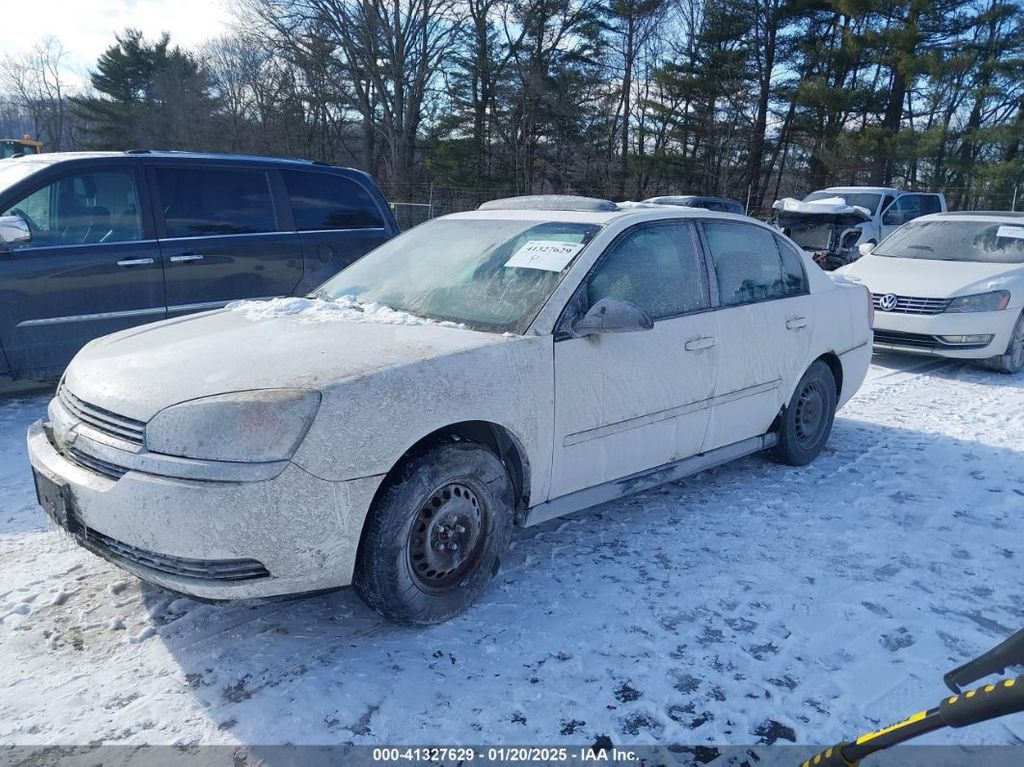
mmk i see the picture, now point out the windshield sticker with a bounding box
[996,225,1024,241]
[504,240,584,272]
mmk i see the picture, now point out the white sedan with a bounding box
[838,212,1024,373]
[27,196,872,624]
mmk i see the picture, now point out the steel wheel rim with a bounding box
[794,379,828,449]
[407,481,489,593]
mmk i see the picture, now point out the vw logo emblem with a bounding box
[879,293,898,311]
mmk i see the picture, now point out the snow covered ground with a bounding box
[1,354,1022,748]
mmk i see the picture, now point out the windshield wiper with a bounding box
[908,244,935,252]
[308,289,334,303]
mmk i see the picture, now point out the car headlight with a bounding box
[944,290,1011,313]
[146,389,321,463]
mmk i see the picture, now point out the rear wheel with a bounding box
[984,311,1024,374]
[353,440,514,625]
[772,360,837,466]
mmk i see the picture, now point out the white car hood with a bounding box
[772,196,872,227]
[839,255,1024,298]
[63,306,510,422]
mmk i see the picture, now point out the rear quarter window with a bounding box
[283,171,385,231]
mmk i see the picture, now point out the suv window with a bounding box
[283,171,385,231]
[703,222,789,306]
[588,222,706,320]
[884,193,938,225]
[155,167,275,238]
[917,194,942,215]
[2,169,143,248]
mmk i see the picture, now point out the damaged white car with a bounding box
[774,187,946,270]
[28,196,872,624]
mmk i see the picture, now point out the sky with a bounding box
[0,0,233,89]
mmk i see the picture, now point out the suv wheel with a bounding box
[353,440,515,625]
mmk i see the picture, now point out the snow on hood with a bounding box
[773,196,872,226]
[64,306,505,422]
[227,296,464,329]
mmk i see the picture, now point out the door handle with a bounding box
[168,254,205,263]
[116,258,155,267]
[684,336,716,351]
[786,317,808,330]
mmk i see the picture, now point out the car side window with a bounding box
[918,195,942,215]
[587,223,706,321]
[774,236,809,296]
[884,194,933,225]
[703,221,788,307]
[155,167,275,238]
[1,170,143,248]
[283,171,385,231]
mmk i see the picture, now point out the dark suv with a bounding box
[0,151,398,382]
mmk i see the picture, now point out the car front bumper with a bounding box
[872,308,1019,359]
[27,419,384,600]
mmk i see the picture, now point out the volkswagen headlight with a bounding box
[146,389,321,462]
[944,290,1011,313]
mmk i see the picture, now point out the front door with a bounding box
[698,221,814,452]
[149,164,304,315]
[0,164,164,377]
[550,221,718,499]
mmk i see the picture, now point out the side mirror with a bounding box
[883,211,906,226]
[571,297,654,338]
[0,215,30,248]
[858,242,875,257]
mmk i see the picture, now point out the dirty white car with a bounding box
[838,212,1024,373]
[28,196,872,624]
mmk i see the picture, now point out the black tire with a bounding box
[353,440,515,625]
[772,360,837,466]
[983,311,1024,375]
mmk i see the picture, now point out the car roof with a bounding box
[445,197,766,226]
[819,186,901,195]
[916,211,1024,224]
[1,150,352,171]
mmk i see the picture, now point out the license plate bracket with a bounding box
[33,468,80,535]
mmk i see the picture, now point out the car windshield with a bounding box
[873,219,1024,264]
[319,217,601,333]
[804,191,881,213]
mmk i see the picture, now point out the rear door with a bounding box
[149,163,304,316]
[549,221,718,499]
[698,220,814,452]
[281,169,397,293]
[0,159,164,377]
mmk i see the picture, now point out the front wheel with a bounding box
[353,440,515,625]
[984,311,1024,375]
[772,360,837,466]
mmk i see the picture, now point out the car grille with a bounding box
[872,294,951,315]
[80,522,270,581]
[58,384,146,447]
[873,329,940,349]
[65,446,128,480]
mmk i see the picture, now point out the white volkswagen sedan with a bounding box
[28,196,872,624]
[839,212,1024,373]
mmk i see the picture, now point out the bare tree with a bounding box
[1,37,77,150]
